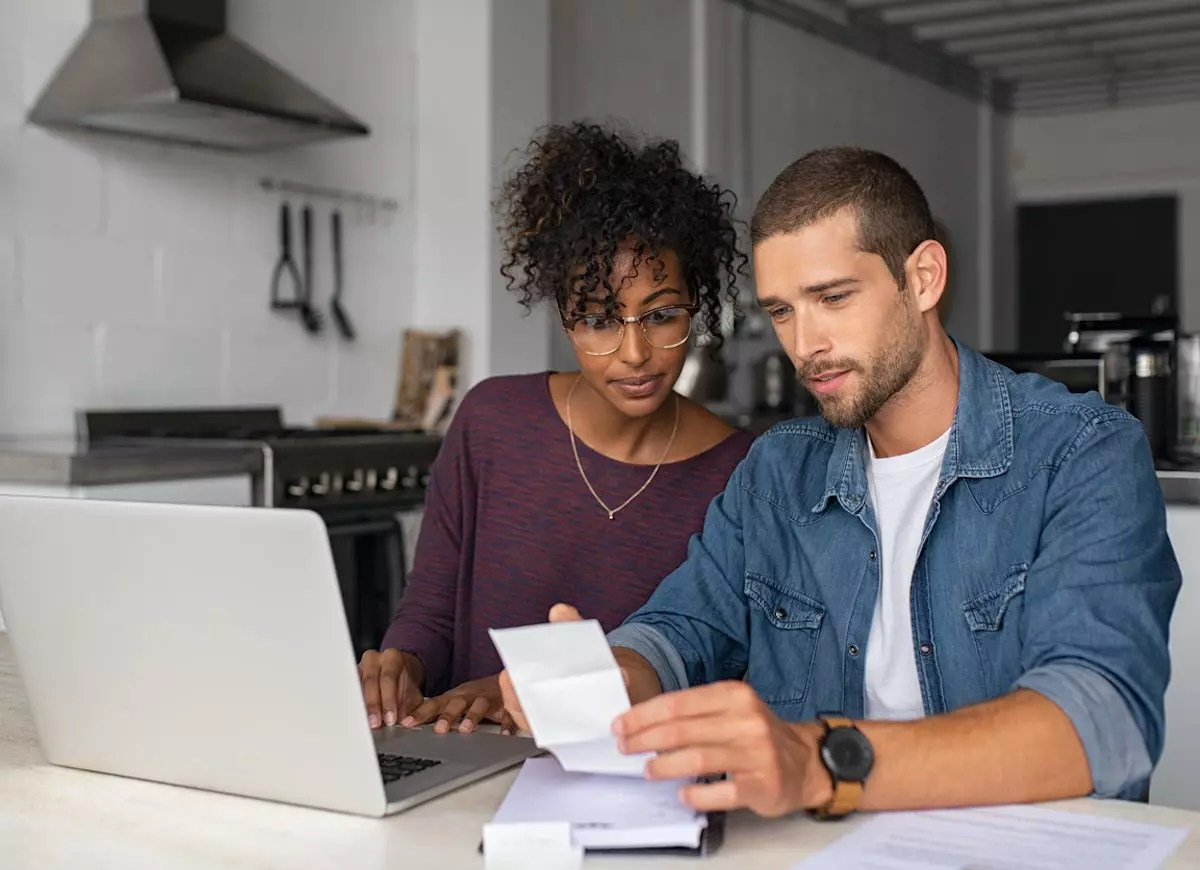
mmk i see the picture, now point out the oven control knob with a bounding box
[401,464,419,488]
[379,467,399,491]
[287,477,309,499]
[419,472,430,488]
[345,469,365,492]
[366,469,378,491]
[310,472,331,496]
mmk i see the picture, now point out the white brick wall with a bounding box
[0,0,416,435]
[1013,100,1200,331]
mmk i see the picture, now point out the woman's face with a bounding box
[563,247,696,420]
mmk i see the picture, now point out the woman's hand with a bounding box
[359,648,424,730]
[404,674,516,734]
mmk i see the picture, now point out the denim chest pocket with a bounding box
[744,573,825,708]
[962,563,1028,694]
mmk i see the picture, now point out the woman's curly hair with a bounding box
[495,121,747,350]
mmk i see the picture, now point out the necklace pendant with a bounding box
[608,511,614,520]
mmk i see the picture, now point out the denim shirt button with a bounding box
[774,606,788,621]
[868,550,877,561]
[919,642,933,656]
[848,643,859,657]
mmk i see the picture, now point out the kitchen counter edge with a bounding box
[0,440,264,488]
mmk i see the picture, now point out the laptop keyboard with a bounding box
[378,753,442,784]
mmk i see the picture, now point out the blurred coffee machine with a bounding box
[1064,312,1178,461]
[753,350,795,413]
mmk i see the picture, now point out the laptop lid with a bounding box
[0,495,387,816]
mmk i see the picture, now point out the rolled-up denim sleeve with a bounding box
[1015,413,1181,799]
[607,458,753,691]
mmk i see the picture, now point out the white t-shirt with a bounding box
[863,426,951,721]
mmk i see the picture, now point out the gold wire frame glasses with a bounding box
[562,304,700,356]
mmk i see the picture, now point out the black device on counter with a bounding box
[990,311,1182,463]
[752,350,796,413]
[1128,338,1175,461]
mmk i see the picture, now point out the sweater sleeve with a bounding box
[378,392,475,695]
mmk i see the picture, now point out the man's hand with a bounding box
[614,681,832,818]
[359,648,424,730]
[403,675,516,735]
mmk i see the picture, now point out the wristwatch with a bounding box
[811,714,874,820]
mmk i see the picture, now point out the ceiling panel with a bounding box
[835,0,1200,112]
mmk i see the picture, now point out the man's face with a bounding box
[753,209,925,429]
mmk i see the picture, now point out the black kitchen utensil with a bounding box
[330,209,355,340]
[270,202,303,313]
[299,204,324,334]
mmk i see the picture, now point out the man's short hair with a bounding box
[750,147,936,284]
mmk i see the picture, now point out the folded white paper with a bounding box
[489,619,653,776]
[483,819,582,870]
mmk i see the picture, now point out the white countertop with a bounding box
[3,632,1200,869]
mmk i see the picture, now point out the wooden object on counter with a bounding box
[396,328,459,432]
[316,329,460,434]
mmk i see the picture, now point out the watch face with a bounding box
[821,727,874,782]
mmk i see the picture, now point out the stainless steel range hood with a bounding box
[28,0,370,152]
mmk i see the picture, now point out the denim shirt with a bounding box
[608,340,1181,800]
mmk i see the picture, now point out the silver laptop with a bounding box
[0,495,539,817]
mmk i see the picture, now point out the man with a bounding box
[500,146,1181,820]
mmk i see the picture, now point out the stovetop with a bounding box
[76,406,444,509]
[79,405,416,444]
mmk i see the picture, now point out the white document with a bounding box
[490,756,706,850]
[489,619,652,776]
[794,804,1188,870]
[482,820,582,870]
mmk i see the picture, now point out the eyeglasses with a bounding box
[562,304,700,356]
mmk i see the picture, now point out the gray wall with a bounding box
[490,0,551,377]
[550,0,695,150]
[990,109,1017,351]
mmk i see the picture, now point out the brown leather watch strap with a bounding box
[814,779,863,819]
[821,714,853,730]
[814,714,865,820]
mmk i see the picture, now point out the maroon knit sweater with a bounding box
[379,373,755,695]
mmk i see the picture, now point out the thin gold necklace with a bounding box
[566,374,680,520]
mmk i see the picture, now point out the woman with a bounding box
[359,121,754,735]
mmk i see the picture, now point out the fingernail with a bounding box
[501,729,511,736]
[435,721,447,733]
[384,712,396,726]
[400,716,414,727]
[369,714,380,729]
[611,717,624,735]
[459,722,473,733]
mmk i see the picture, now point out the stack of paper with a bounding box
[489,619,652,776]
[794,804,1188,870]
[487,619,708,854]
[490,756,706,851]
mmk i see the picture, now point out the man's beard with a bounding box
[799,300,924,430]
